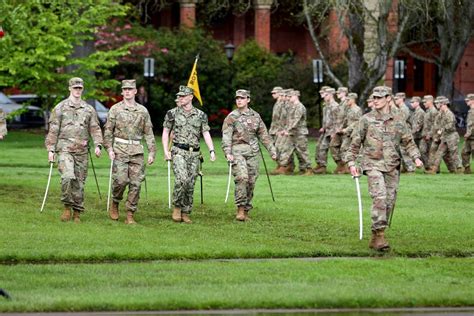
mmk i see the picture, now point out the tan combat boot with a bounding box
[424,167,437,175]
[287,161,295,173]
[372,229,390,251]
[236,206,246,221]
[109,201,119,221]
[172,207,182,222]
[368,230,377,249]
[455,167,464,174]
[283,165,294,175]
[124,211,136,225]
[302,168,314,176]
[333,162,345,174]
[271,166,287,175]
[244,210,251,221]
[60,206,72,222]
[181,213,192,224]
[73,210,81,223]
[313,165,327,174]
[464,166,471,174]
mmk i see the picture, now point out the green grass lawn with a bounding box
[0,130,473,312]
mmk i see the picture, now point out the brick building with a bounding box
[146,0,474,97]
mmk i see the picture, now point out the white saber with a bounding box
[39,162,54,213]
[107,159,113,212]
[353,175,363,240]
[225,161,232,203]
[167,160,171,209]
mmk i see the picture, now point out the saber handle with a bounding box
[225,161,232,203]
[167,160,171,209]
[107,159,113,212]
[39,162,54,213]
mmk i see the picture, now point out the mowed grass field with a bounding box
[0,130,473,312]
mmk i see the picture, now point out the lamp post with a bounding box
[312,59,324,128]
[224,43,235,111]
[143,57,155,108]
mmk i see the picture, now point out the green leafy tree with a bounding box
[0,0,136,109]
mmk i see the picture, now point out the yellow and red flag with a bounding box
[187,54,203,106]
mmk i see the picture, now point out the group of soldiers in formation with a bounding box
[1,77,473,251]
[269,85,474,176]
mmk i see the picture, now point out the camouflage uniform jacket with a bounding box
[410,107,425,139]
[399,103,412,127]
[222,108,276,157]
[163,106,210,149]
[436,109,458,143]
[286,101,308,135]
[333,99,347,133]
[321,102,331,130]
[45,99,103,154]
[421,107,438,138]
[345,110,420,172]
[0,109,7,137]
[431,111,444,142]
[465,108,473,139]
[103,101,156,157]
[341,105,362,136]
[269,99,284,135]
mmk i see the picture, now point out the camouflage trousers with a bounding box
[431,135,461,172]
[232,153,259,211]
[112,153,145,212]
[400,147,416,172]
[340,134,352,163]
[278,134,311,170]
[57,152,88,212]
[329,133,343,162]
[428,140,451,170]
[315,132,331,167]
[461,138,474,168]
[366,168,399,231]
[171,147,200,214]
[274,134,294,167]
[419,137,433,167]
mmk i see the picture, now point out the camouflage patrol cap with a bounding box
[394,92,406,99]
[347,92,358,99]
[319,85,331,93]
[284,89,294,96]
[410,96,421,103]
[289,90,300,97]
[435,96,449,105]
[372,86,390,97]
[272,86,283,93]
[69,77,84,88]
[367,94,374,101]
[235,89,250,98]
[324,87,336,94]
[121,79,136,89]
[337,87,349,94]
[422,95,434,102]
[465,94,474,101]
[176,85,194,96]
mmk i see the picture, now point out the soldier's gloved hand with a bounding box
[164,150,172,161]
[210,151,216,162]
[48,151,55,163]
[108,150,115,161]
[226,154,234,162]
[95,146,101,158]
[147,155,154,165]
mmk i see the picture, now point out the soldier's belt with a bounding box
[173,143,200,152]
[114,137,141,145]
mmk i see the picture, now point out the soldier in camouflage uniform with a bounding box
[461,94,474,174]
[366,95,375,113]
[45,77,103,223]
[340,93,362,167]
[222,89,277,221]
[410,96,425,148]
[426,97,462,174]
[0,108,6,140]
[314,87,337,174]
[269,87,292,174]
[330,87,349,173]
[162,85,216,224]
[394,92,416,173]
[104,80,156,224]
[345,86,423,251]
[277,90,312,175]
[419,95,436,168]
